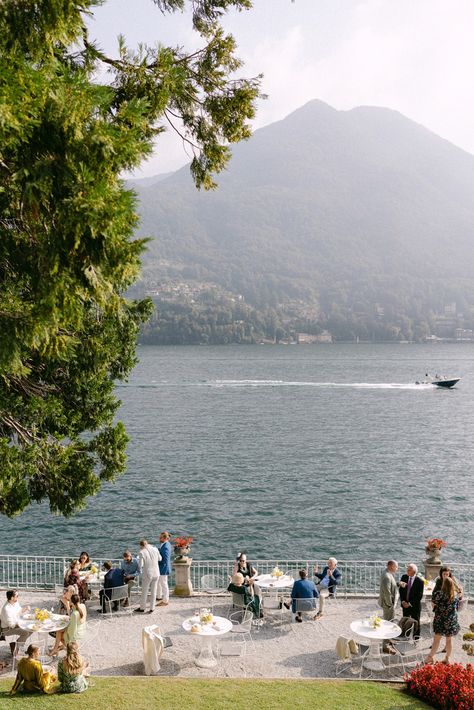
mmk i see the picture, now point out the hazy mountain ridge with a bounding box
[131,100,474,343]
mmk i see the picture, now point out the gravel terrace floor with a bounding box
[0,592,468,680]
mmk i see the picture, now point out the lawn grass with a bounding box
[0,677,430,709]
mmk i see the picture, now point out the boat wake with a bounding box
[206,380,432,390]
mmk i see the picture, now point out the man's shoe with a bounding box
[156,598,163,602]
[133,608,146,613]
[295,615,303,623]
[122,599,129,608]
[314,611,323,619]
[147,609,154,614]
[157,601,169,606]
[283,602,290,610]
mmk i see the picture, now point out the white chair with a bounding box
[334,636,361,676]
[79,619,106,657]
[102,585,132,617]
[293,596,318,621]
[201,574,227,610]
[262,594,285,626]
[220,610,254,657]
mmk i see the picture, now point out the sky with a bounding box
[88,0,474,177]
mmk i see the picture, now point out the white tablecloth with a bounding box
[254,574,294,589]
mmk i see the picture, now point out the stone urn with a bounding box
[424,546,442,581]
[174,545,191,562]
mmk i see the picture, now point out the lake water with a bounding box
[1,343,473,563]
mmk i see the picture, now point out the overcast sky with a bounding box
[89,0,474,177]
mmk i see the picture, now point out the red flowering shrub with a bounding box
[405,662,474,709]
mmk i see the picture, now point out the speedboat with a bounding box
[431,377,460,389]
[415,375,460,388]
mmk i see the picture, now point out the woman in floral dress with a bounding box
[425,577,460,664]
[58,642,88,693]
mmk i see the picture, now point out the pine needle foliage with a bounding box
[0,0,260,516]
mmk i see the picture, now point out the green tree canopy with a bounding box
[0,0,260,516]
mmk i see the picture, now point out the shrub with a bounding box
[405,662,474,709]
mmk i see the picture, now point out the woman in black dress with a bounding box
[425,577,460,664]
[233,552,258,584]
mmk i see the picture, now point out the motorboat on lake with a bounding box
[415,374,460,388]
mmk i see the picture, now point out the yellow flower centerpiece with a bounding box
[90,564,98,575]
[34,608,50,622]
[271,566,284,578]
[370,614,382,629]
[199,608,213,625]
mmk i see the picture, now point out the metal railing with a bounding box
[0,555,472,598]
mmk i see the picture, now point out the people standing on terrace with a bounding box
[399,563,424,639]
[157,532,172,607]
[425,577,460,665]
[313,557,341,616]
[0,590,32,656]
[433,566,463,598]
[378,560,399,654]
[135,538,161,614]
[121,551,140,607]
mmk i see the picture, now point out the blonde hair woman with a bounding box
[425,577,460,665]
[58,642,89,693]
[10,644,56,695]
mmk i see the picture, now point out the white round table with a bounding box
[18,613,70,663]
[254,574,294,589]
[182,615,233,668]
[350,618,401,671]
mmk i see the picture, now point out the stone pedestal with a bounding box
[424,560,441,581]
[173,558,193,596]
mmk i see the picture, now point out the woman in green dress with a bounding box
[49,594,87,656]
[58,642,88,693]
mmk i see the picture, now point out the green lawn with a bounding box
[0,677,430,709]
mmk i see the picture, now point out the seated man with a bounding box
[289,569,319,622]
[120,550,140,607]
[98,561,125,612]
[227,572,261,618]
[314,557,342,616]
[0,590,32,656]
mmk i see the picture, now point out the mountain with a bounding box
[131,100,474,342]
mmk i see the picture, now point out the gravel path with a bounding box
[0,591,468,680]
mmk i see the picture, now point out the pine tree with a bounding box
[0,0,260,516]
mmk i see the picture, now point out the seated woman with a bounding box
[78,552,92,572]
[58,642,89,694]
[227,572,261,618]
[10,644,56,695]
[49,594,87,656]
[233,552,258,584]
[60,585,77,614]
[64,560,87,602]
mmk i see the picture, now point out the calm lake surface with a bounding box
[1,343,473,563]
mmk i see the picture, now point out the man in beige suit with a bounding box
[135,539,161,614]
[378,560,398,653]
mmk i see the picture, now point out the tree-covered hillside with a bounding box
[133,100,474,343]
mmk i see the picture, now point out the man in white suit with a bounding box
[134,538,161,614]
[378,560,398,653]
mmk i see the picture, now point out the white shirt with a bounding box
[139,544,161,578]
[1,600,21,629]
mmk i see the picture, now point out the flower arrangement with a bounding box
[173,536,193,549]
[405,662,474,710]
[369,614,382,629]
[270,566,284,578]
[199,608,213,625]
[34,608,50,622]
[426,537,447,551]
[90,564,98,574]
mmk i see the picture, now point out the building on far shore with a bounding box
[297,330,333,344]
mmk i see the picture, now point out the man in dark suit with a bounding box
[288,569,319,622]
[99,560,125,612]
[399,563,424,639]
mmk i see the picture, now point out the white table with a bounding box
[254,574,294,590]
[182,615,233,668]
[18,613,70,663]
[350,619,401,671]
